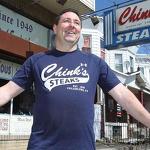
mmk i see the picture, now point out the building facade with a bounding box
[0,0,95,149]
[135,54,150,83]
[104,47,150,142]
[80,15,150,142]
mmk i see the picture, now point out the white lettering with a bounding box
[41,63,90,91]
[116,34,124,43]
[140,29,149,39]
[125,32,133,41]
[116,28,150,43]
[132,31,140,40]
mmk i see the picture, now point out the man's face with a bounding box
[53,12,81,45]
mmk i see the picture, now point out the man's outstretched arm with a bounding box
[109,83,150,128]
[0,81,24,107]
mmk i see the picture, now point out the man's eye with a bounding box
[63,19,70,23]
[75,22,80,25]
[62,19,81,26]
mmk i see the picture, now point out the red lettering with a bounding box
[0,118,8,131]
[119,6,150,25]
[119,7,131,25]
[129,6,138,22]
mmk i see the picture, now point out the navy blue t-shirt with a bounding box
[12,49,120,150]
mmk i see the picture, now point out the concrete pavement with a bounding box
[96,142,150,150]
[96,143,118,150]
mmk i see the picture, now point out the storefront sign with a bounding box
[116,2,150,32]
[0,59,20,80]
[10,115,33,135]
[0,114,9,135]
[104,1,150,49]
[115,27,150,44]
[0,5,48,48]
[0,114,33,135]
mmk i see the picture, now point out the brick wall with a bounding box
[0,135,29,150]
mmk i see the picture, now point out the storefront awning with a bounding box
[113,69,150,95]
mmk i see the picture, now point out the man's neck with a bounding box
[55,42,77,52]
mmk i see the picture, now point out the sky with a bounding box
[95,0,142,14]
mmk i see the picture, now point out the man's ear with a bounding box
[53,24,57,34]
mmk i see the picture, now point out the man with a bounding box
[0,9,150,150]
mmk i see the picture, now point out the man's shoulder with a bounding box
[24,51,48,67]
[79,50,100,59]
[81,51,105,65]
[30,51,49,60]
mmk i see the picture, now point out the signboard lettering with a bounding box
[104,1,150,49]
[116,28,150,43]
[10,116,33,135]
[0,59,20,80]
[0,12,14,24]
[0,118,9,131]
[0,115,32,135]
[16,18,33,32]
[0,63,12,75]
[0,5,48,47]
[0,10,33,33]
[119,6,150,25]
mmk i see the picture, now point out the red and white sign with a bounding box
[10,115,33,135]
[0,114,33,135]
[0,114,9,135]
[116,1,150,32]
[104,0,150,49]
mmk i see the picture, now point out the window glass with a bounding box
[130,56,134,72]
[13,88,35,116]
[82,34,91,53]
[139,67,144,74]
[0,79,34,116]
[115,54,123,72]
[0,79,10,114]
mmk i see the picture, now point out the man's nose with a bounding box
[69,21,75,27]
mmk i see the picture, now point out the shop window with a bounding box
[13,87,35,116]
[108,98,114,111]
[113,126,122,138]
[139,67,144,75]
[115,54,123,72]
[0,101,10,114]
[130,56,134,72]
[0,79,10,114]
[82,34,91,53]
[105,94,116,122]
[0,78,35,116]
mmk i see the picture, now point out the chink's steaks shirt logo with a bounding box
[41,63,89,91]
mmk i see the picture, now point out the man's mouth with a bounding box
[66,31,76,35]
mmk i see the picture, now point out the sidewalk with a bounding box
[96,142,150,150]
[96,145,117,150]
[96,143,119,150]
[96,143,150,150]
